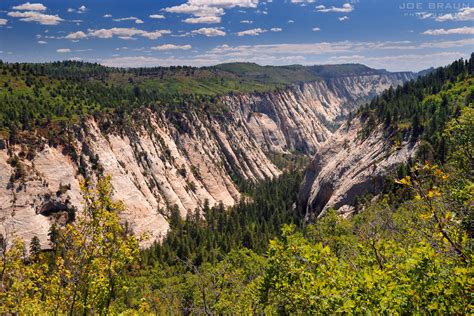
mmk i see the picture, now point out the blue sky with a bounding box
[0,0,473,71]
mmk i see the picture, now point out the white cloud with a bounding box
[435,7,474,22]
[317,3,353,13]
[65,31,87,40]
[416,12,433,20]
[57,48,71,53]
[270,27,282,32]
[67,8,75,13]
[339,16,349,21]
[184,16,221,23]
[12,2,46,11]
[240,20,253,24]
[67,28,171,40]
[206,39,474,63]
[37,40,46,44]
[291,0,316,3]
[312,27,321,31]
[101,55,227,67]
[417,38,474,49]
[163,4,224,17]
[191,27,226,36]
[103,14,112,18]
[149,14,165,19]
[327,51,470,71]
[78,5,87,13]
[8,11,63,25]
[423,26,474,35]
[287,19,294,23]
[0,19,8,25]
[113,17,137,21]
[140,30,172,39]
[113,16,144,24]
[237,27,267,36]
[163,0,259,25]
[151,44,192,50]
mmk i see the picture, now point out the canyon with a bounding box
[0,69,417,247]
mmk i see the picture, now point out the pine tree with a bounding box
[29,236,41,258]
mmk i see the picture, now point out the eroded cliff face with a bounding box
[223,73,413,154]
[0,112,279,248]
[0,72,414,247]
[299,118,418,220]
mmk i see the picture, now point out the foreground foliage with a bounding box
[0,177,138,314]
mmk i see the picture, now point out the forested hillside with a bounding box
[0,56,472,314]
[0,60,412,136]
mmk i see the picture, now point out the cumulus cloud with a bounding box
[90,28,171,39]
[435,7,474,22]
[423,26,474,35]
[287,19,294,23]
[270,27,282,32]
[0,19,8,25]
[8,11,63,25]
[37,40,46,44]
[12,2,46,11]
[149,14,165,19]
[317,3,353,13]
[191,27,226,36]
[57,48,71,53]
[164,4,224,17]
[312,27,321,31]
[163,0,259,25]
[65,31,87,40]
[291,0,316,3]
[103,14,112,18]
[78,5,87,13]
[113,17,144,24]
[151,44,192,50]
[65,28,171,40]
[184,16,221,23]
[237,27,267,36]
[416,12,433,20]
[339,16,349,21]
[240,20,253,24]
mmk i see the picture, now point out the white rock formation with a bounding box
[0,72,414,247]
[299,118,418,219]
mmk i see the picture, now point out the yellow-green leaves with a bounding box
[0,175,139,314]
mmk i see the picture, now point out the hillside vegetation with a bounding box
[0,60,406,137]
[0,56,472,314]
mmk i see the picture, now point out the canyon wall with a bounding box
[298,119,418,220]
[0,72,415,247]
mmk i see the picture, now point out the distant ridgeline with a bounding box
[0,59,412,137]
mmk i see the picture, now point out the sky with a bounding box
[0,0,473,71]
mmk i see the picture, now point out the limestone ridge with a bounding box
[0,71,414,247]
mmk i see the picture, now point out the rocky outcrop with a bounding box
[299,119,418,220]
[223,73,413,154]
[0,112,278,248]
[0,71,415,247]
